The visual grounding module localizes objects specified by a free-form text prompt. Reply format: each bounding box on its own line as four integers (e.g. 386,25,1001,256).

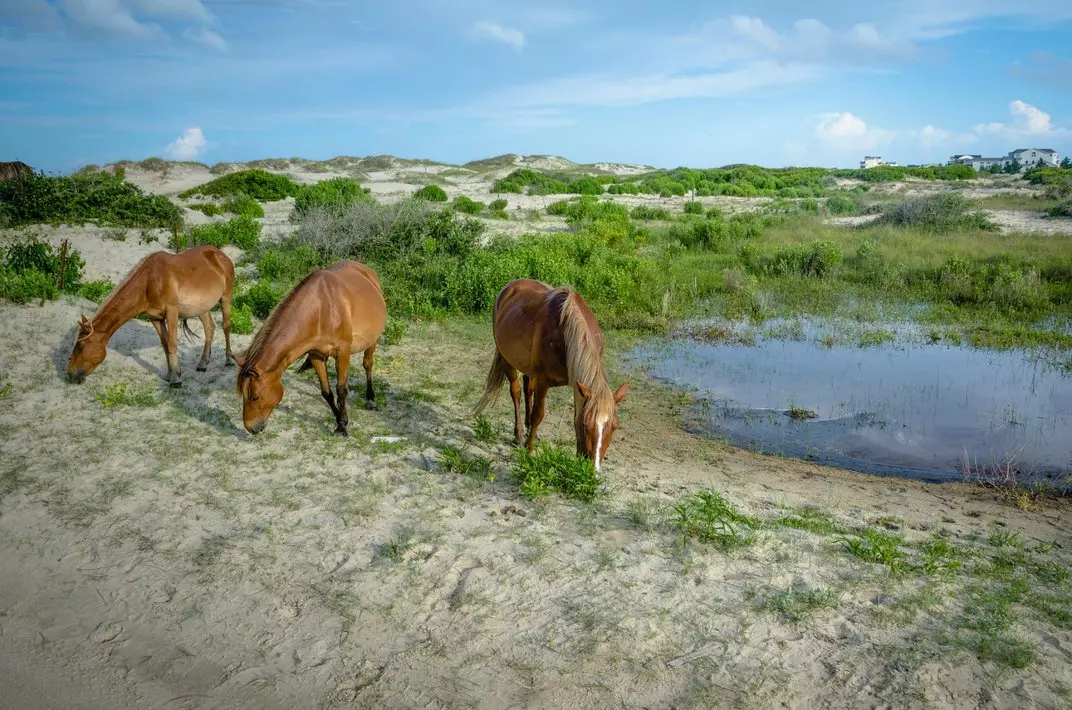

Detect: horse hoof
196,366,207,372
169,381,183,389
333,428,349,438
365,400,378,411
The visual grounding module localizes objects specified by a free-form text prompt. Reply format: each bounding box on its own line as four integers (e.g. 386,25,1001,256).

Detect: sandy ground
1,160,1071,709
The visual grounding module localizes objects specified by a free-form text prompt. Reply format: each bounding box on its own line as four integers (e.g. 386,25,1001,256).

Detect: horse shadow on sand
50,318,246,437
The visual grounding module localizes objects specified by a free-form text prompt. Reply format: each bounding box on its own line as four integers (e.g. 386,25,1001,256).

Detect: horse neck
92,272,148,337
247,313,315,377
560,294,614,416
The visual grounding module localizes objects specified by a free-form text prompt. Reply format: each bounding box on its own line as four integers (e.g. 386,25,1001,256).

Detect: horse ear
575,382,592,401
613,382,631,404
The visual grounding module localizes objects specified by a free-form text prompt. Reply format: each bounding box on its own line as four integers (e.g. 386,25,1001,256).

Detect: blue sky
2,0,1071,173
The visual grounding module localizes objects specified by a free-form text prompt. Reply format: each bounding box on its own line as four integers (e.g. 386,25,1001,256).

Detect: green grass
471,415,495,444
838,528,909,576
173,215,261,251
79,279,115,304
95,382,158,407
672,488,757,552
512,443,602,502
772,506,846,535
439,446,494,482
756,586,838,623
0,237,85,303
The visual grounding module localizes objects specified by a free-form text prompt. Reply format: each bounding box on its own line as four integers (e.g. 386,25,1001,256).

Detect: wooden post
58,239,70,291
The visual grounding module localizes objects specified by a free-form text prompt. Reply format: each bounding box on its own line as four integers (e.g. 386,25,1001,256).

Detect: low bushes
413,184,448,202
179,169,299,202
293,177,372,217
0,237,85,303
0,171,182,229
874,193,997,232
173,215,261,251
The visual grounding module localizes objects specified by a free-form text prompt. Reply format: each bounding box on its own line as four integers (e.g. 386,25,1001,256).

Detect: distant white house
948,148,1060,171
860,156,899,169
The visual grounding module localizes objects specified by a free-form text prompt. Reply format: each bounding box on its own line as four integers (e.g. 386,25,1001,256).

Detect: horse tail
474,351,511,415
181,318,198,342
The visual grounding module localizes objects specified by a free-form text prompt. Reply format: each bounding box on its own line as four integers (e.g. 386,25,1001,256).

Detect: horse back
492,279,570,384
320,261,387,350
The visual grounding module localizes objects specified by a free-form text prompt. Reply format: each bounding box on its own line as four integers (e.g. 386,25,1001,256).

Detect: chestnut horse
234,260,386,436
474,278,629,471
67,244,235,386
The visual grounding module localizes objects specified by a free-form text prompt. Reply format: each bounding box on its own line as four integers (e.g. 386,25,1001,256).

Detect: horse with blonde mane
234,260,386,436
474,278,629,471
67,244,235,387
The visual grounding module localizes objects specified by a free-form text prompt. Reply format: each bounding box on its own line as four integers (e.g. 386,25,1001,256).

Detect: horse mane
237,270,318,389
90,252,154,327
554,287,605,389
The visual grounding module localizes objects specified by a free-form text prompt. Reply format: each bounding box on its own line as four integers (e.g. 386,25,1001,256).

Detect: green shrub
451,195,486,214
189,203,223,216
413,184,448,202
186,215,261,251
751,240,843,278
825,194,857,215
79,279,115,303
493,168,569,195
293,177,372,217
849,240,901,288
1047,199,1072,218
874,193,997,232
1,237,84,293
236,280,285,319
546,199,572,215
630,205,672,220
567,177,604,195
381,317,408,346
0,269,58,303
488,198,507,212
221,193,265,218
229,303,255,334
683,200,704,215
179,169,298,202
0,171,182,229
512,443,602,502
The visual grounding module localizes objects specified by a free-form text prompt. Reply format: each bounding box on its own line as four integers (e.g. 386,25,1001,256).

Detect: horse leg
196,312,215,372
310,356,341,421
362,343,377,410
164,306,182,387
220,289,235,366
332,346,352,437
525,380,550,454
505,368,524,446
523,374,535,428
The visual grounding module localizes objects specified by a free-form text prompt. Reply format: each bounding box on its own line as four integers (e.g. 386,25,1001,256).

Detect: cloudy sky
1,0,1071,172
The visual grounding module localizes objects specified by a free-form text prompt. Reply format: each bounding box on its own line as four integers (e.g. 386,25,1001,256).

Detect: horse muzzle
246,421,267,435
67,371,86,385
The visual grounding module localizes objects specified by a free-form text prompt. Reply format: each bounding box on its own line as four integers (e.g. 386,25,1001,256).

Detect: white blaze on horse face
594,417,607,472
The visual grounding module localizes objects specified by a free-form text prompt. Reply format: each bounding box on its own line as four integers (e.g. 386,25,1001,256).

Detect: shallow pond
626,320,1072,487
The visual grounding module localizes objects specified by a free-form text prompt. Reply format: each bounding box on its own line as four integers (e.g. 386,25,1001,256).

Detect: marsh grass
471,415,495,444
439,445,494,483
838,528,909,576
771,506,846,535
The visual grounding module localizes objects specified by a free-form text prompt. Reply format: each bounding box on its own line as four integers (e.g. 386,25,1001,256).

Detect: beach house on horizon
947,148,1060,171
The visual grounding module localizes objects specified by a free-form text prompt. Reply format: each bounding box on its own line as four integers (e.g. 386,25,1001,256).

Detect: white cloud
970,100,1068,139
472,21,526,51
814,111,895,151
61,0,162,38
165,127,207,160
184,26,226,52
42,0,219,44
127,0,210,22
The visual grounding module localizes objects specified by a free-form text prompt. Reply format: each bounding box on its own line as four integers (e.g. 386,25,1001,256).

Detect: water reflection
627,320,1072,486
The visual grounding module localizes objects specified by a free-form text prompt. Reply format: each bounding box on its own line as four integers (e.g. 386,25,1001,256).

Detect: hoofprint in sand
0,161,1069,709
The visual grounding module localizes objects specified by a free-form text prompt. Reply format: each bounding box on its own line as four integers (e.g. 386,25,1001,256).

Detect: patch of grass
0,381,11,400
179,169,298,202
512,443,602,502
471,415,495,444
375,527,413,562
787,404,818,420
293,177,372,217
451,195,485,214
439,446,494,482
189,202,223,216
756,586,838,623
95,382,157,407
221,193,265,218
838,528,908,576
630,205,673,221
987,528,1025,548
380,317,408,346
488,198,507,212
194,534,231,569
772,506,846,535
918,537,963,576
672,488,757,552
0,236,84,303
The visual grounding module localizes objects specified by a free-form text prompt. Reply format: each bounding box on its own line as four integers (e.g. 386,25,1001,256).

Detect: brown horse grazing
474,278,629,471
67,245,235,387
234,260,387,436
